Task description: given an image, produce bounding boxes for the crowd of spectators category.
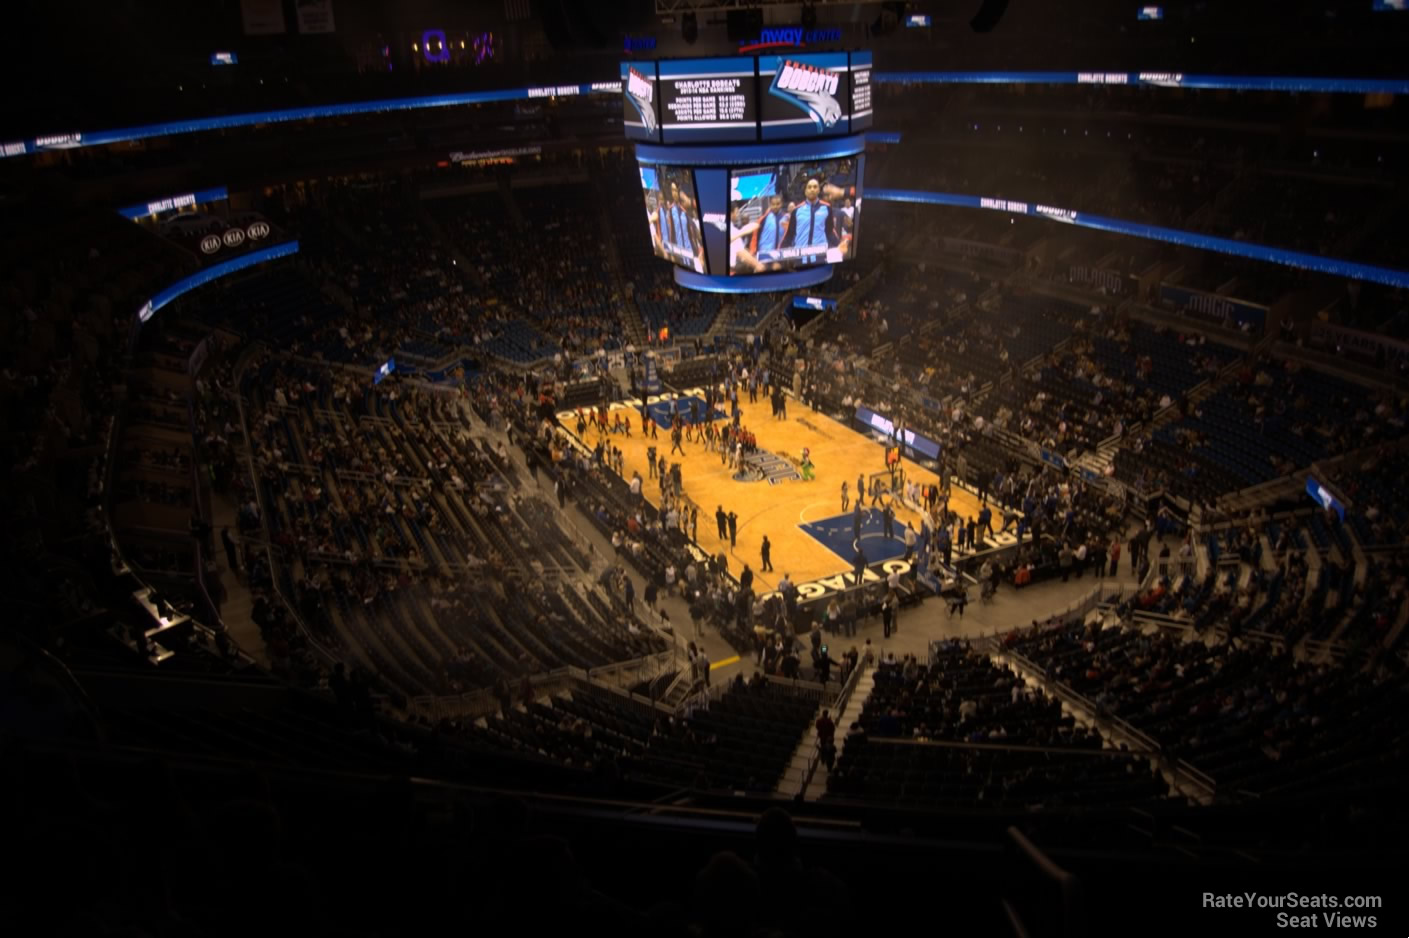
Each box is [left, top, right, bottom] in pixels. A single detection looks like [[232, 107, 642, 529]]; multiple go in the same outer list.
[[828, 638, 1164, 808], [240, 354, 663, 700], [1115, 352, 1407, 504], [1004, 618, 1409, 797]]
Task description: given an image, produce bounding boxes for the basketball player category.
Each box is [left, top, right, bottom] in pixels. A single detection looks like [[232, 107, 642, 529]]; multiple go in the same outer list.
[[751, 193, 788, 259], [779, 177, 840, 259], [668, 182, 706, 273]]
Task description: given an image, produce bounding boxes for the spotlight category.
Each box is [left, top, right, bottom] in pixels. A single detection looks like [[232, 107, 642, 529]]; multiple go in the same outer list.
[[682, 11, 698, 43]]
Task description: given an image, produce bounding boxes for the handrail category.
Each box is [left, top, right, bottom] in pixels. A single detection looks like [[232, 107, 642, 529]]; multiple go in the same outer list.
[[996, 633, 1219, 798], [999, 644, 1161, 755], [408, 650, 678, 724], [797, 659, 870, 799], [830, 655, 867, 719]]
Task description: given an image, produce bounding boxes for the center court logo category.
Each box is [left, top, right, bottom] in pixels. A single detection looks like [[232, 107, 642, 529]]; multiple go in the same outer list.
[[734, 449, 801, 485], [626, 67, 657, 134], [770, 60, 842, 129]]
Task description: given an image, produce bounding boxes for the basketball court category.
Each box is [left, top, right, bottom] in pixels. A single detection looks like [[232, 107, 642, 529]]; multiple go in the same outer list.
[[558, 386, 1019, 592]]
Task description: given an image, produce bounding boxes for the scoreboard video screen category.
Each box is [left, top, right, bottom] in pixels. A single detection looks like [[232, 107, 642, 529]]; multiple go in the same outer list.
[[727, 157, 861, 274], [622, 62, 661, 142], [640, 163, 707, 273], [758, 52, 851, 140], [849, 51, 873, 132], [622, 52, 872, 143], [658, 58, 759, 143]]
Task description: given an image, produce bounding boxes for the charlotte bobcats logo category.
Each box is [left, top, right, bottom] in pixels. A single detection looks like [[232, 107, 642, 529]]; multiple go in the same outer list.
[[770, 61, 843, 129], [626, 68, 657, 134]]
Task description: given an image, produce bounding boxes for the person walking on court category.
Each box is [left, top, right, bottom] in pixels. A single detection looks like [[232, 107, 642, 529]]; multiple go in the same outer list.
[[716, 505, 728, 540], [903, 522, 917, 562], [947, 580, 969, 618], [841, 480, 849, 512], [852, 546, 868, 586], [670, 423, 685, 457], [853, 500, 864, 542], [727, 510, 738, 547], [760, 534, 773, 572], [882, 502, 895, 540]]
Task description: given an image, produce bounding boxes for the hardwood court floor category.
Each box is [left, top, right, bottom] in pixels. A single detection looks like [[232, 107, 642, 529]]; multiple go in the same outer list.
[[566, 392, 990, 592]]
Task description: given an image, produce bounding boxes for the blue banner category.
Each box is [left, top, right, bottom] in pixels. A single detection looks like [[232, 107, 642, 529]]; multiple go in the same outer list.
[[7, 70, 1408, 159], [874, 72, 1409, 94], [138, 241, 299, 323], [635, 134, 867, 167], [116, 186, 230, 219], [5, 83, 623, 158], [674, 265, 832, 293], [868, 188, 1409, 290], [1306, 476, 1346, 522]]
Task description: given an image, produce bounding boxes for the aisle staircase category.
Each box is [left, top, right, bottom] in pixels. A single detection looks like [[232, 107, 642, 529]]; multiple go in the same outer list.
[[776, 664, 874, 800]]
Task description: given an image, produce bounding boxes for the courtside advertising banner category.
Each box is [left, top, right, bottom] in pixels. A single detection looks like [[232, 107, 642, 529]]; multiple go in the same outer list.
[[759, 52, 851, 140]]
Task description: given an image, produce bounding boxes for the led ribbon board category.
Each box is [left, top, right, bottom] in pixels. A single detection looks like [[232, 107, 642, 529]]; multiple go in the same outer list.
[[116, 186, 230, 219], [137, 241, 299, 324], [873, 72, 1409, 93], [868, 189, 1409, 290], [5, 72, 1406, 158]]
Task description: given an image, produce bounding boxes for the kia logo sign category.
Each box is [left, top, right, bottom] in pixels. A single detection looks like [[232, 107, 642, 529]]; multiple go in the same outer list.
[[246, 221, 270, 240], [200, 235, 222, 254], [223, 228, 245, 247]]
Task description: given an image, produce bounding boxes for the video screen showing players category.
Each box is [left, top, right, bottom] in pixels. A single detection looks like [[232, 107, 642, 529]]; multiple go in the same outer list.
[[640, 163, 707, 274], [727, 157, 860, 275]]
